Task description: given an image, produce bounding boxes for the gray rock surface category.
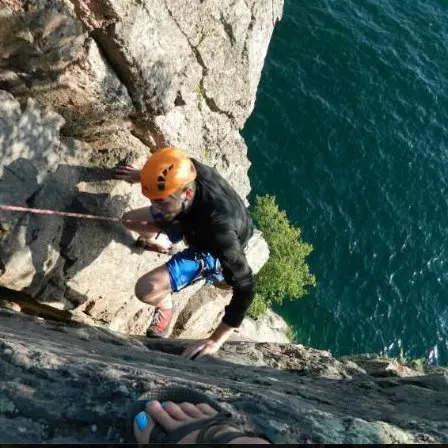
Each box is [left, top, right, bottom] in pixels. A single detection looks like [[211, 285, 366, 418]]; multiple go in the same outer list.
[[173, 285, 289, 343], [238, 310, 289, 343], [0, 0, 278, 336], [0, 308, 446, 444], [1, 2, 447, 444]]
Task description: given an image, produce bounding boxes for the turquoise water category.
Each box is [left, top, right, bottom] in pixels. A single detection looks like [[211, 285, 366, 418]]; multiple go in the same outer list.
[[244, 0, 448, 365]]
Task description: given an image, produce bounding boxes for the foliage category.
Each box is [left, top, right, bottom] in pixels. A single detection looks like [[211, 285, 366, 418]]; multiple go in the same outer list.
[[247, 293, 269, 319], [247, 194, 316, 319]]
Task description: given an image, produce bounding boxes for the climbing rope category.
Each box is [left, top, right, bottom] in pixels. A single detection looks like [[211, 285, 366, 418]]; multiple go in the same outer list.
[[0, 204, 141, 224]]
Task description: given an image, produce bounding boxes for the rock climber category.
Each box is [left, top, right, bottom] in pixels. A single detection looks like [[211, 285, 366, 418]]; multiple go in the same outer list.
[[114, 147, 256, 360]]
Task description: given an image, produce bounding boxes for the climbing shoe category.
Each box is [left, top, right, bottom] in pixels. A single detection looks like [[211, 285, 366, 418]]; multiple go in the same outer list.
[[146, 307, 173, 338]]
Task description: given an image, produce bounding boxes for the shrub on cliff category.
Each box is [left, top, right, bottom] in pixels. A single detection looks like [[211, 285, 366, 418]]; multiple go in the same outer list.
[[248, 195, 316, 319]]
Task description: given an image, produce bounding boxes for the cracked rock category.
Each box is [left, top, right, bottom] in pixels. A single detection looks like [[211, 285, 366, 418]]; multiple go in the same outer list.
[[0, 0, 278, 337]]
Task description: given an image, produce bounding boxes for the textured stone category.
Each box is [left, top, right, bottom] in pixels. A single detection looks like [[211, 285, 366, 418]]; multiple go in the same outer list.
[[0, 91, 71, 292], [238, 310, 289, 343], [172, 285, 230, 339], [0, 310, 446, 444], [162, 0, 284, 127], [344, 356, 425, 378], [172, 231, 271, 341], [0, 0, 278, 334]]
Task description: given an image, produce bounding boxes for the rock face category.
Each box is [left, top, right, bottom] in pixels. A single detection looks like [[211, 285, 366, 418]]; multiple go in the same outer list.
[[0, 309, 447, 444], [172, 282, 289, 343], [1, 3, 447, 444], [0, 0, 281, 337], [237, 310, 289, 343]]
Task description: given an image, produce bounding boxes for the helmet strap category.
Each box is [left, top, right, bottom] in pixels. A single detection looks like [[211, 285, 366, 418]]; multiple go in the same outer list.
[[171, 192, 190, 212]]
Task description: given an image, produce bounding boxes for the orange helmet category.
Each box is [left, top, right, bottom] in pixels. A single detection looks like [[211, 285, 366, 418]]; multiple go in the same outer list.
[[140, 147, 197, 200]]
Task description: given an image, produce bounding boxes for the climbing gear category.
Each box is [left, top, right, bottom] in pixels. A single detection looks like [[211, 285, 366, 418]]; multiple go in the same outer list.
[[0, 204, 144, 225], [140, 147, 197, 200], [146, 307, 174, 338], [0, 204, 123, 222], [167, 250, 226, 291], [197, 252, 227, 288]]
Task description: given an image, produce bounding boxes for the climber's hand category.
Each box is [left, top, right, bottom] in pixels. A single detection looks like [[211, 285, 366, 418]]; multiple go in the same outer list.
[[181, 338, 223, 360], [114, 164, 141, 184]]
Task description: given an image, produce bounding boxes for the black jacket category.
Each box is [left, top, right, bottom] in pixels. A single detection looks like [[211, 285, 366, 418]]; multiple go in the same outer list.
[[172, 159, 255, 328]]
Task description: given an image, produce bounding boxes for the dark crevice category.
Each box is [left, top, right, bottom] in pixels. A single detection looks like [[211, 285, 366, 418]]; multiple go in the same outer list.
[[25, 185, 44, 209], [0, 286, 74, 323], [130, 117, 168, 149], [4, 165, 28, 184], [59, 201, 82, 277], [0, 256, 5, 276], [90, 29, 168, 149], [192, 47, 235, 121], [162, 0, 236, 122], [174, 90, 186, 106], [242, 12, 256, 63], [89, 28, 137, 113], [271, 0, 277, 26], [342, 417, 354, 444], [221, 15, 236, 46], [57, 196, 90, 306]]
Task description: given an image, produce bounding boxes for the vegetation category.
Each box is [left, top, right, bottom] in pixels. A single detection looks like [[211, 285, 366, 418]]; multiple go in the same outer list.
[[247, 293, 269, 319], [248, 194, 316, 319], [194, 83, 205, 99]]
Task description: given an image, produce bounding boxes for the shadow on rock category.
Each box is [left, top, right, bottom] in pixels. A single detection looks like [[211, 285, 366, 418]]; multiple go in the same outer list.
[[0, 161, 142, 308]]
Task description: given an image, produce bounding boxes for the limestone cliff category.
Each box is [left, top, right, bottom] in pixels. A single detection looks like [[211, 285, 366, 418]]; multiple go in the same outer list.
[[0, 0, 279, 338], [1, 2, 447, 445]]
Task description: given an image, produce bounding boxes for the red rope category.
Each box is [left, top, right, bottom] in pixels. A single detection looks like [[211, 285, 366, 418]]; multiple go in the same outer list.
[[0, 204, 142, 224]]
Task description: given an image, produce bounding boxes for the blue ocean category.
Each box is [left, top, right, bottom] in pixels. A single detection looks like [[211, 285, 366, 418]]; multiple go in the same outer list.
[[244, 0, 448, 365]]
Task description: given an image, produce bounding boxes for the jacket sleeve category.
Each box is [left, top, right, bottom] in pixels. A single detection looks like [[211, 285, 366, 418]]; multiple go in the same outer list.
[[212, 221, 255, 328]]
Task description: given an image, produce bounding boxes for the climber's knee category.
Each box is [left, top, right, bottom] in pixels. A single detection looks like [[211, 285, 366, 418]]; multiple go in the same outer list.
[[135, 265, 171, 305]]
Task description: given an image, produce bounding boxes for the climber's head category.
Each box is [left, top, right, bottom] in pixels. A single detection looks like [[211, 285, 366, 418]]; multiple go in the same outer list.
[[140, 147, 197, 220]]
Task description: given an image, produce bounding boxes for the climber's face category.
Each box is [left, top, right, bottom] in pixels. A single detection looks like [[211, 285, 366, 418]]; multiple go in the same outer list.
[[151, 187, 193, 220], [151, 195, 182, 220]]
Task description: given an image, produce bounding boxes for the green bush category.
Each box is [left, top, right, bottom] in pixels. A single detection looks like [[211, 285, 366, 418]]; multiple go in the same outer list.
[[247, 195, 316, 319], [247, 293, 269, 319]]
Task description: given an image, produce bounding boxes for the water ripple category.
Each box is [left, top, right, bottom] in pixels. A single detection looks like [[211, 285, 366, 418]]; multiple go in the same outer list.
[[245, 0, 448, 364]]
